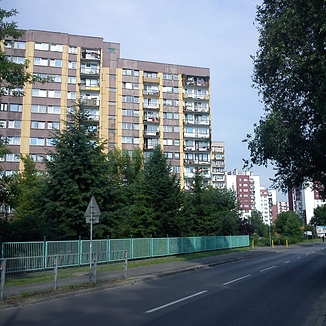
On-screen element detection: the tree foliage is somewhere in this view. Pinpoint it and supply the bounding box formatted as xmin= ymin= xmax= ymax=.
xmin=310 ymin=204 xmax=326 ymax=226
xmin=275 ymin=211 xmax=302 ymax=240
xmin=245 ymin=0 xmax=326 ymax=196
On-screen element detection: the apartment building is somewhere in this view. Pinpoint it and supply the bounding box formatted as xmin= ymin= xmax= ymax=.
xmin=3 ymin=30 xmax=211 ymax=188
xmin=226 ymin=169 xmax=277 ymax=223
xmin=211 ymin=141 xmax=225 ymax=189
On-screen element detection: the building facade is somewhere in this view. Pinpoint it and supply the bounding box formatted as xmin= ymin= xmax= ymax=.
xmin=226 ymin=169 xmax=277 ymax=223
xmin=3 ymin=30 xmax=211 ymax=188
xmin=211 ymin=141 xmax=225 ymax=189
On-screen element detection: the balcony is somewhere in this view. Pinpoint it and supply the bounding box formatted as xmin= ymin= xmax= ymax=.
xmin=143 ymin=90 xmax=159 ymax=97
xmin=81 ymin=49 xmax=100 ymax=61
xmin=143 ymin=76 xmax=160 ymax=84
xmin=144 ymin=131 xmax=160 ymax=137
xmin=143 ymin=116 xmax=160 ymax=123
xmin=80 ymin=69 xmax=100 ymax=76
xmin=80 ymin=98 xmax=100 ymax=106
xmin=143 ymin=103 xmax=160 ymax=110
xmin=184 ymin=132 xmax=210 ymax=139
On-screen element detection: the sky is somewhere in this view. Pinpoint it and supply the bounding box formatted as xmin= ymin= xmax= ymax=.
xmin=3 ymin=0 xmax=287 ymax=200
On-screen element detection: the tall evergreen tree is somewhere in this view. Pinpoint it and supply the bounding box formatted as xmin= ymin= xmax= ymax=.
xmin=140 ymin=145 xmax=182 ymax=237
xmin=41 ymin=106 xmax=114 ymax=239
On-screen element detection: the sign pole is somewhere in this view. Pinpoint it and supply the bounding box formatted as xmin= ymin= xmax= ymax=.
xmin=89 ymin=197 xmax=93 ymax=281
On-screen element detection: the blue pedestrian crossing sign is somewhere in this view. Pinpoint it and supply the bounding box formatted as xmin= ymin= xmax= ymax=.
xmin=85 ymin=196 xmax=101 ymax=223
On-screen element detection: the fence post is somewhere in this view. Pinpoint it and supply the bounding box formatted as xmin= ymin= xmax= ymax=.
xmin=124 ymin=250 xmax=128 ymax=279
xmin=53 ymin=255 xmax=58 ymax=291
xmin=150 ymin=235 xmax=153 ymax=258
xmin=43 ymin=236 xmax=47 ymax=270
xmin=107 ymin=236 xmax=110 ymax=263
xmin=0 ymin=258 xmax=6 ymax=300
xmin=93 ymin=253 xmax=97 ymax=284
xmin=130 ymin=236 xmax=133 ymax=260
xmin=167 ymin=234 xmax=170 ymax=256
xmin=78 ymin=236 xmax=82 ymax=266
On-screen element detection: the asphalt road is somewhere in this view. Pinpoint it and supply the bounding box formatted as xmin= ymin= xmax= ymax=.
xmin=1 ymin=245 xmax=326 ymax=326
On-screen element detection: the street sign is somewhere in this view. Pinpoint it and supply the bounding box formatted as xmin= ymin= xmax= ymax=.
xmin=85 ymin=196 xmax=101 ymax=223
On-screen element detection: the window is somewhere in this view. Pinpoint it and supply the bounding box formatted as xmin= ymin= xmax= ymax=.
xmin=122 ymin=68 xmax=132 ymax=76
xmin=12 ymin=56 xmax=25 ymax=64
xmin=30 ymin=137 xmax=45 ymax=146
xmin=109 ymin=88 xmax=116 ymax=92
xmin=134 ymin=110 xmax=139 ymax=117
xmin=6 ymin=154 xmax=20 ymax=162
xmin=108 ymin=47 xmax=116 ymax=53
xmin=48 ymin=90 xmax=61 ymax=98
xmin=134 ymin=83 xmax=139 ymax=90
xmin=134 ymin=70 xmax=139 ymax=77
xmin=35 ymin=42 xmax=49 ymax=50
xmin=163 ymin=125 xmax=173 ymax=132
xmin=163 ymin=73 xmax=172 ymax=80
xmin=165 ymin=152 xmax=173 ymax=159
xmin=32 ymin=89 xmax=47 ymax=97
xmin=49 ymin=59 xmax=62 ymax=67
xmin=9 ymin=104 xmax=22 ymax=112
xmin=122 ymin=82 xmax=132 ymax=89
xmin=31 ymin=121 xmax=45 ymax=129
xmin=163 ymin=112 xmax=173 ymax=119
xmin=46 ymin=138 xmax=55 ymax=146
xmin=173 ymin=87 xmax=179 ymax=94
xmin=175 ymin=152 xmax=180 ymax=159
xmin=163 ymin=86 xmax=172 ymax=93
xmin=34 ymin=57 xmax=48 ymax=66
xmin=173 ymin=74 xmax=179 ymax=81
xmin=163 ymin=139 xmax=173 ymax=145
xmin=67 ymin=76 xmax=76 ymax=84
xmin=8 ymin=120 xmax=21 ymax=129
xmin=0 ymin=103 xmax=8 ymax=111
xmin=122 ymin=109 xmax=132 ymax=116
xmin=163 ymin=99 xmax=173 ymax=106
xmin=109 ymin=74 xmax=116 ymax=79
xmin=7 ymin=136 xmax=21 ymax=145
xmin=47 ymin=106 xmax=60 ymax=114
xmin=48 ymin=121 xmax=60 ymax=129
xmin=69 ymin=46 xmax=77 ymax=54
xmin=14 ymin=41 xmax=26 ymax=49
xmin=174 ymin=166 xmax=180 ymax=173
xmin=144 ymin=71 xmax=157 ymax=78
xmin=108 ymin=101 xmax=116 ymax=106
xmin=50 ymin=75 xmax=62 ymax=83
xmin=134 ymin=123 xmax=139 ymax=130
xmin=134 ymin=96 xmax=139 ymax=103
xmin=174 ymin=126 xmax=180 ymax=132
xmin=108 ymin=115 xmax=116 ymax=120
xmin=122 ymin=95 xmax=133 ymax=103
xmin=122 ymin=122 xmax=132 ymax=130
xmin=32 ymin=105 xmax=46 ymax=113
xmin=68 ymin=61 xmax=77 ymax=69
xmin=50 ymin=44 xmax=63 ymax=52
xmin=173 ymin=99 xmax=179 ymax=106
xmin=174 ymin=139 xmax=180 ymax=146
xmin=67 ymin=91 xmax=76 ymax=99
xmin=122 ymin=136 xmax=132 ymax=143
xmin=134 ymin=137 xmax=140 ymax=144
xmin=174 ymin=113 xmax=179 ymax=120
xmin=0 ymin=120 xmax=6 ymax=128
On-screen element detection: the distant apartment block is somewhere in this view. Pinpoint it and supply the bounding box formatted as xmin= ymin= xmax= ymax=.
xmin=211 ymin=141 xmax=225 ymax=189
xmin=3 ymin=30 xmax=212 ymax=189
xmin=226 ymin=169 xmax=277 ymax=223
xmin=291 ymin=184 xmax=326 ymax=225
xmin=277 ymin=201 xmax=289 ymax=215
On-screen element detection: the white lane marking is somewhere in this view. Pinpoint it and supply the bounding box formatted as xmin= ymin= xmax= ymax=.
xmin=260 ymin=265 xmax=276 ymax=272
xmin=223 ymin=274 xmax=251 ymax=285
xmin=284 ymin=261 xmax=290 ymax=264
xmin=145 ymin=290 xmax=207 ymax=314
xmin=297 ymin=256 xmax=301 ymax=259
xmin=306 ymin=253 xmax=309 ymax=255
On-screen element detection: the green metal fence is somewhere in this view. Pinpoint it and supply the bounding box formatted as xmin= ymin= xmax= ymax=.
xmin=1 ymin=235 xmax=249 ymax=273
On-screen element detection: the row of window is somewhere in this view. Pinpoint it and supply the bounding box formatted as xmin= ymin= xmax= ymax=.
xmin=0 ymin=120 xmax=59 ymax=129
xmin=3 ymin=136 xmax=55 ymax=146
xmin=32 ymin=89 xmax=76 ymax=99
xmin=34 ymin=74 xmax=77 ymax=84
xmin=34 ymin=58 xmax=77 ymax=69
xmin=122 ymin=69 xmax=179 ymax=81
xmin=0 ymin=104 xmax=61 ymax=114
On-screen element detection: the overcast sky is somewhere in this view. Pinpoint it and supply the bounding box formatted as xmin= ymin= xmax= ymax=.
xmin=3 ymin=0 xmax=286 ymax=200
